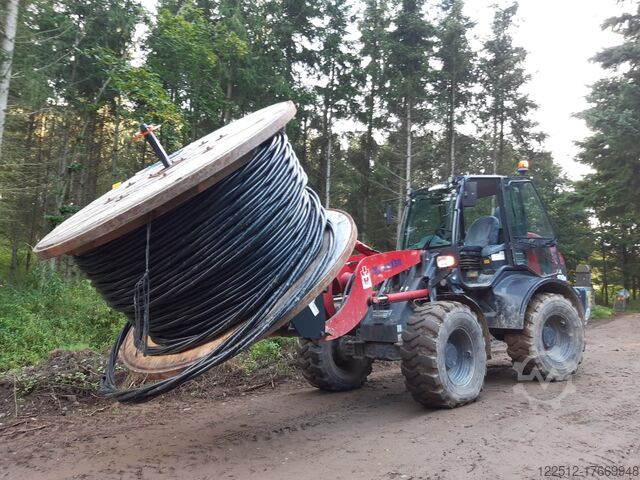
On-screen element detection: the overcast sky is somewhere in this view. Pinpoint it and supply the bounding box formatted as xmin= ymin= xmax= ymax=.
xmin=466 ymin=0 xmax=627 ymax=179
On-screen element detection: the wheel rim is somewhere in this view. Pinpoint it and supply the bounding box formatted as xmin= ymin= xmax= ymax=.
xmin=542 ymin=314 xmax=573 ymax=362
xmin=445 ymin=328 xmax=475 ymax=386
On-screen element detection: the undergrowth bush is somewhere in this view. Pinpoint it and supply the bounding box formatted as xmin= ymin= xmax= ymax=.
xmin=627 ymin=299 xmax=640 ymax=312
xmin=591 ymin=305 xmax=613 ymax=319
xmin=1 ymin=266 xmax=300 ymax=374
xmin=240 ymin=337 xmax=297 ymax=374
xmin=0 ymin=267 xmax=125 ymax=371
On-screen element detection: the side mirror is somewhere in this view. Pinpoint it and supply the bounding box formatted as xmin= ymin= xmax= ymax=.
xmin=462 ymin=181 xmax=478 ymax=207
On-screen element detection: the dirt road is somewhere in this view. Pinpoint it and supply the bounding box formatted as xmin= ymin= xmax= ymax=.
xmin=2 ymin=314 xmax=639 ymax=480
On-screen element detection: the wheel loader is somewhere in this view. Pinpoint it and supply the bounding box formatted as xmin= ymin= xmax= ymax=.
xmin=286 ymin=173 xmax=590 ymax=408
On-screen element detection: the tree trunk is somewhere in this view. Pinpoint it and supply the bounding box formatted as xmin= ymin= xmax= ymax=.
xmin=622 ymin=246 xmax=630 ymax=291
xmin=23 ymin=113 xmax=37 ymax=273
xmin=111 ymin=98 xmax=120 ymax=184
xmin=300 ymin=114 xmax=309 ymax=171
xmin=324 ymin=115 xmax=332 ymax=208
xmin=396 ymin=97 xmax=412 ymax=243
xmin=56 ymin=117 xmax=71 ymax=212
xmin=8 ymin=232 xmax=19 ymax=284
xmin=55 ymin=47 xmax=80 ymax=213
xmin=140 ymin=140 xmax=148 ymax=170
xmin=191 ymin=103 xmax=197 ymax=141
xmin=0 ymin=0 xmax=20 ymax=161
xmin=498 ymin=112 xmax=505 ymax=173
xmin=601 ymin=239 xmax=609 ymax=306
xmin=361 ymin=60 xmax=378 ymax=241
xmin=448 ymin=69 xmax=456 ymax=177
xmin=223 ymin=78 xmax=233 ymax=125
xmin=491 ymin=115 xmax=498 ymax=175
xmin=405 ymin=98 xmax=412 ymax=202
xmin=323 ymin=64 xmax=336 ymax=208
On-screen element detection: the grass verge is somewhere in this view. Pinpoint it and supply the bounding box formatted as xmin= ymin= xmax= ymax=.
xmin=0 ymin=268 xmax=125 ymax=371
xmin=591 ymin=305 xmax=614 ymax=320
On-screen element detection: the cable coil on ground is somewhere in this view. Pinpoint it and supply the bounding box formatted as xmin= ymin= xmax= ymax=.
xmin=75 ymin=132 xmax=336 ymax=403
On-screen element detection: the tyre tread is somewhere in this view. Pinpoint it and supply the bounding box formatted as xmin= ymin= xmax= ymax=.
xmin=504 ymin=293 xmax=583 ymax=380
xmin=296 ymin=339 xmax=372 ymax=391
xmin=400 ymin=301 xmax=485 ymax=408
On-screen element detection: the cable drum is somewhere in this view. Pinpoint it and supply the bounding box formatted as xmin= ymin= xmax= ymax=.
xmin=74 ymin=132 xmax=339 ymax=403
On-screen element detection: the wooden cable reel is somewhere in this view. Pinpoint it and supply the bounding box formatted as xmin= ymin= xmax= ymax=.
xmin=34 ymin=102 xmax=357 ymax=378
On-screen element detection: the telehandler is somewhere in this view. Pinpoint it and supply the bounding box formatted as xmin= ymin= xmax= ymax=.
xmin=290 ymin=173 xmax=589 ymax=408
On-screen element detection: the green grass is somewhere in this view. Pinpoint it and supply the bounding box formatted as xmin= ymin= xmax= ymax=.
xmin=0 ymin=265 xmax=298 ymax=374
xmin=0 ymin=268 xmax=125 ymax=371
xmin=591 ymin=305 xmax=614 ymax=320
xmin=240 ymin=337 xmax=297 ymax=374
xmin=0 ymin=240 xmax=12 ymax=282
xmin=626 ymin=299 xmax=640 ymax=312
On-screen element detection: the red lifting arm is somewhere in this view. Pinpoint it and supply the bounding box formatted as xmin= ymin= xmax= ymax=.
xmin=322 ymin=249 xmax=422 ymax=341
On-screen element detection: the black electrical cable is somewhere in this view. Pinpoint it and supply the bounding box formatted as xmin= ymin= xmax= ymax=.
xmin=75 ymin=132 xmax=336 ymax=403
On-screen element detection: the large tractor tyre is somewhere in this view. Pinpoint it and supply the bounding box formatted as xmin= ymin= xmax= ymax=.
xmin=400 ymin=301 xmax=487 ymax=408
xmin=505 ymin=293 xmax=584 ymax=381
xmin=296 ymin=338 xmax=373 ymax=391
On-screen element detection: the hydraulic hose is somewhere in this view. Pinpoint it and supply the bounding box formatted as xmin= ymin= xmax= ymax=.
xmin=75 ymin=132 xmax=336 ymax=403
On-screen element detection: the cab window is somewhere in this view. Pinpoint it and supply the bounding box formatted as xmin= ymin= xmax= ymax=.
xmin=460 ymin=178 xmax=502 ymax=245
xmin=504 ymin=181 xmax=554 ymax=239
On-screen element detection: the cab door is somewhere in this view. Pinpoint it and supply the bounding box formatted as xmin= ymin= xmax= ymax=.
xmin=502 ymin=179 xmax=565 ymax=277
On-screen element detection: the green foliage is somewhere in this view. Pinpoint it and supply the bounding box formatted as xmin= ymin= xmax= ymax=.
xmin=386 ymin=0 xmax=436 ymax=120
xmin=477 ymin=2 xmax=539 ymax=175
xmin=240 ymin=337 xmax=296 ymax=374
xmin=436 ymin=0 xmax=476 ymax=176
xmin=628 ymin=299 xmax=640 ymax=312
xmin=591 ymin=305 xmax=614 ymax=320
xmin=0 ymin=268 xmax=125 ymax=371
xmin=147 ymin=4 xmax=227 ymax=140
xmin=575 ymin=5 xmax=640 ymax=302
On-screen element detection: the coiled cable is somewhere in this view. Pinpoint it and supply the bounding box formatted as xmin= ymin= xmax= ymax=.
xmin=75 ymin=132 xmax=335 ymax=402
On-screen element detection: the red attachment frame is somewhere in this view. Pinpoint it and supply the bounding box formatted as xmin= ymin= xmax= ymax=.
xmin=322 ymin=249 xmax=422 ymax=341
xmin=369 ymin=288 xmax=429 ymax=305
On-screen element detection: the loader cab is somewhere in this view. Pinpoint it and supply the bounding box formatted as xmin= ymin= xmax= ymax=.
xmin=402 ymin=175 xmax=564 ymax=285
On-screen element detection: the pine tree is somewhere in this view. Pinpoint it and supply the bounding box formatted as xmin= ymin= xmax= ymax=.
xmin=356 ymin=0 xmax=391 ymax=241
xmin=577 ymin=5 xmax=640 ymax=297
xmin=436 ymin=0 xmax=475 ymax=177
xmin=316 ymin=0 xmax=360 ymax=207
xmin=478 ymin=2 xmax=536 ymax=175
xmin=386 ymin=0 xmax=436 ymax=239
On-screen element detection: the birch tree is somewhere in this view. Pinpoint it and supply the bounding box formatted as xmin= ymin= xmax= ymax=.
xmin=0 ymin=0 xmax=19 ymax=160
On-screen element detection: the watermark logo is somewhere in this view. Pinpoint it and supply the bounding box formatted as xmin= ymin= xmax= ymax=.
xmin=511 ymin=357 xmax=575 ymax=409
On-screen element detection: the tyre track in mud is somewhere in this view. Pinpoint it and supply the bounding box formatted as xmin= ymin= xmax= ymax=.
xmin=2 ymin=314 xmax=640 ymax=480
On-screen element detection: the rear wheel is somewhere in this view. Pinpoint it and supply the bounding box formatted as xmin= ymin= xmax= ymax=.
xmin=400 ymin=301 xmax=487 ymax=408
xmin=505 ymin=293 xmax=584 ymax=381
xmin=296 ymin=337 xmax=372 ymax=391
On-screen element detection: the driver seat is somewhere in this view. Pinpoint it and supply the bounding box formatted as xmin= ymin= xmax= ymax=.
xmin=464 ymin=216 xmax=500 ymax=248
xmin=460 ymin=216 xmax=504 ymax=275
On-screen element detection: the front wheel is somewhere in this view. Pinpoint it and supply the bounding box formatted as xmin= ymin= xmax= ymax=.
xmin=400 ymin=301 xmax=487 ymax=408
xmin=296 ymin=337 xmax=372 ymax=391
xmin=505 ymin=293 xmax=584 ymax=381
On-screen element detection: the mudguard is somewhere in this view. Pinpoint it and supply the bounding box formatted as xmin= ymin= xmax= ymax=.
xmin=490 ymin=271 xmax=585 ymax=329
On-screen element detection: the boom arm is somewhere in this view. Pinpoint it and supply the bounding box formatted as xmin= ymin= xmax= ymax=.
xmin=322 ymin=249 xmax=422 ymax=341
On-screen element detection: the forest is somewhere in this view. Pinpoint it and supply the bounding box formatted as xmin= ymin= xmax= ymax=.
xmin=0 ymin=0 xmax=639 ymax=367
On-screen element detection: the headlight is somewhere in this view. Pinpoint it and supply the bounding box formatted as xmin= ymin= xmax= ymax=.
xmin=436 ymin=255 xmax=456 ymax=269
